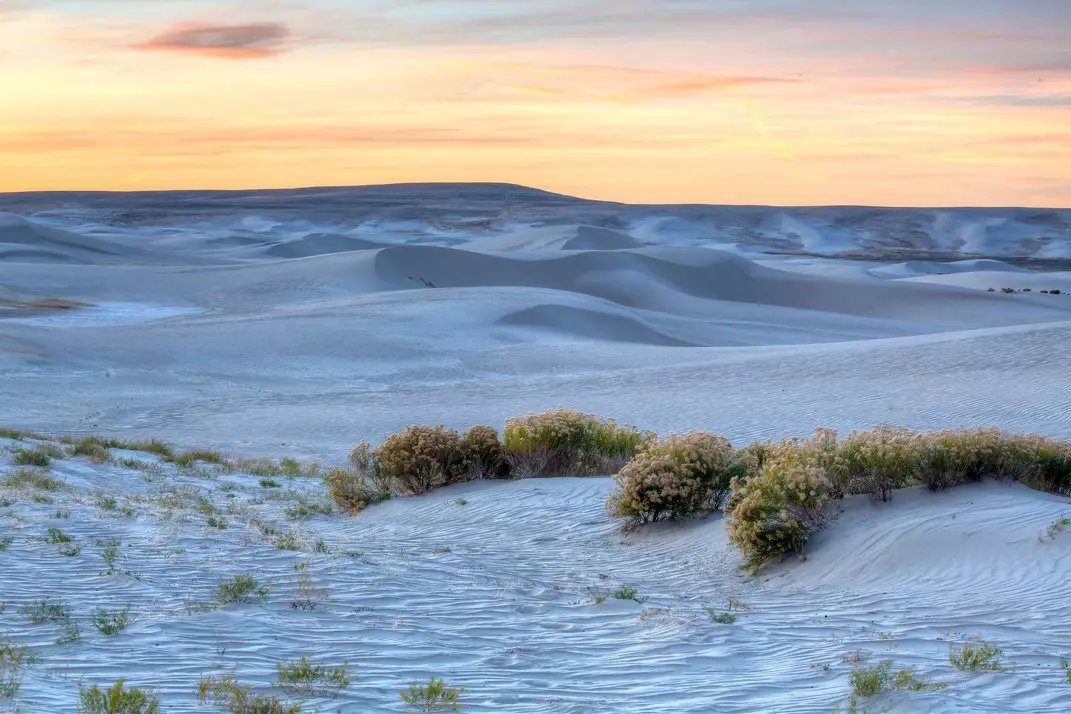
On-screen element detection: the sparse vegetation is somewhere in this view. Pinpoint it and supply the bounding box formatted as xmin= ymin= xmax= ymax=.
xmin=66 ymin=437 xmax=113 ymax=463
xmin=847 ymin=659 xmax=946 ymax=709
xmin=11 ymin=444 xmax=62 ymax=468
xmin=0 ymin=638 xmax=33 ymax=701
xmin=1046 ymin=517 xmax=1071 ymax=540
xmin=949 ymin=636 xmax=1006 ymax=672
xmin=198 ymin=674 xmax=302 ymax=713
xmin=275 ymin=656 xmax=350 ymax=696
xmin=707 ymin=597 xmax=752 ymax=624
xmin=4 ymin=467 xmax=63 ymax=491
xmin=611 ymin=584 xmax=647 ymax=603
xmin=0 ymin=537 xmax=12 ymax=551
xmin=78 ymin=678 xmax=160 ymax=714
xmin=377 ymin=425 xmax=471 ymax=495
xmin=43 ymin=527 xmax=73 ymax=544
xmin=213 ymin=574 xmax=270 ymax=605
xmin=503 ymin=409 xmax=653 ymax=478
xmin=289 ymin=562 xmax=328 ymax=611
xmin=91 ymin=607 xmax=132 ymax=635
xmin=400 ymin=677 xmax=465 ymax=711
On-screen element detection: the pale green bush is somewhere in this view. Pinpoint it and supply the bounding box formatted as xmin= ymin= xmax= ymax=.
xmin=606 ymin=432 xmax=735 ymax=524
xmin=725 ymin=463 xmax=831 ymax=572
xmin=836 ymin=425 xmax=922 ymax=501
xmin=400 ymin=677 xmax=464 ymax=711
xmin=503 ymin=409 xmax=653 ymax=477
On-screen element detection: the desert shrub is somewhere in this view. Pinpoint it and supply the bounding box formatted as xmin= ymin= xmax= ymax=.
xmin=913 ymin=428 xmax=1000 ymax=490
xmin=347 ymin=441 xmax=392 ymax=495
xmin=835 ymin=426 xmax=921 ymax=501
xmin=1061 ymin=657 xmax=1071 ymax=684
xmin=1046 ymin=517 xmax=1071 ymax=540
xmin=326 ymin=469 xmax=385 ymax=516
xmin=126 ymin=439 xmax=174 ymax=460
xmin=67 ymin=437 xmax=112 ymax=463
xmin=12 ymin=445 xmax=61 ymax=468
xmin=400 ymin=677 xmax=464 ymax=711
xmin=213 ymin=574 xmax=270 ymax=605
xmin=275 ymin=656 xmax=350 ymax=696
xmin=1051 ymin=289 xmax=1062 ymax=295
xmin=78 ymin=678 xmax=159 ymax=714
xmin=1001 ymin=287 xmax=1015 ymax=294
xmin=1005 ymin=434 xmax=1071 ymax=495
xmin=377 ymin=426 xmax=468 ymax=495
xmin=458 ymin=425 xmax=511 ymax=479
xmin=606 ymin=432 xmax=735 ymax=524
xmin=726 ymin=463 xmax=831 ymax=573
xmin=92 ymin=607 xmax=132 ymax=635
xmin=198 ymin=675 xmax=302 ymax=713
xmin=503 ymin=409 xmax=653 ymax=477
xmin=949 ymin=637 xmax=1005 ymax=672
xmin=170 ymin=449 xmax=227 ymax=469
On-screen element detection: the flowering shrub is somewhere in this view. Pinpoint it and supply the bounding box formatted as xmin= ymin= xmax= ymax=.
xmin=377 ymin=425 xmax=468 ymax=495
xmin=836 ymin=426 xmax=922 ymax=501
xmin=459 ymin=425 xmax=511 ymax=480
xmin=725 ymin=463 xmax=832 ymax=573
xmin=607 ymin=432 xmax=735 ymax=524
xmin=503 ymin=409 xmax=654 ymax=477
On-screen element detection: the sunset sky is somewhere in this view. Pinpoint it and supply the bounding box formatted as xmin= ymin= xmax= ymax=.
xmin=1 ymin=0 xmax=1069 ymax=206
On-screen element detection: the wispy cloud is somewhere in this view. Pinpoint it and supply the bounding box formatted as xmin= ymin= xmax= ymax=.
xmin=132 ymin=22 xmax=290 ymax=58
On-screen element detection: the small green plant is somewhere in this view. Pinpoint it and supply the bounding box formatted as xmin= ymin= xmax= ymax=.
xmin=707 ymin=596 xmax=751 ymax=624
xmin=612 ymin=585 xmax=647 ymax=604
xmin=44 ymin=527 xmax=73 ymax=544
xmin=95 ymin=493 xmax=119 ymax=511
xmin=290 ymin=562 xmax=328 ymax=611
xmin=57 ymin=620 xmax=82 ymax=645
xmin=52 ymin=510 xmax=70 ymax=519
xmin=432 ymin=545 xmax=452 ymax=554
xmin=455 ymin=498 xmax=467 ymax=506
xmin=1046 ymin=517 xmax=1071 ymax=540
xmin=20 ymin=597 xmax=72 ymax=625
xmin=99 ymin=539 xmax=122 ymax=575
xmin=206 ymin=515 xmax=228 ymax=530
xmin=314 ymin=538 xmax=328 ymax=554
xmin=274 ymin=530 xmax=304 ymax=551
xmin=0 ymin=638 xmax=33 ymax=701
xmin=170 ymin=449 xmax=227 ymax=469
xmin=275 ymin=656 xmax=351 ymax=696
xmin=198 ymin=674 xmax=302 ymax=713
xmin=949 ymin=636 xmax=1006 ymax=672
xmin=32 ymin=494 xmax=54 ymax=504
xmin=78 ymin=678 xmax=160 ymax=713
xmin=1060 ymin=657 xmax=1071 ymax=685
xmin=260 ymin=478 xmax=281 ymax=488
xmin=876 ymin=631 xmax=893 ymax=640
xmin=400 ymin=677 xmax=465 ymax=711
xmin=91 ymin=607 xmax=132 ymax=635
xmin=213 ymin=574 xmax=270 ymax=605
xmin=848 ymin=659 xmax=945 ymax=706
xmin=285 ymin=500 xmax=333 ymax=520
xmin=0 ymin=537 xmax=12 ymax=551
xmin=0 ymin=496 xmax=13 ymax=507
xmin=58 ymin=543 xmax=82 ymax=557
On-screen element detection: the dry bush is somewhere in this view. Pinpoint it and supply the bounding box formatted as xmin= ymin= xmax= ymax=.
xmin=725 ymin=463 xmax=831 ymax=573
xmin=459 ymin=425 xmax=511 ymax=480
xmin=835 ymin=426 xmax=922 ymax=501
xmin=377 ymin=426 xmax=468 ymax=495
xmin=503 ymin=409 xmax=653 ymax=477
xmin=325 ymin=467 xmax=383 ymax=516
xmin=606 ymin=432 xmax=735 ymax=524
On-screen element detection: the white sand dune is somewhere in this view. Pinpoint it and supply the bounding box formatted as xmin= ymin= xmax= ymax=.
xmin=1 ymin=184 xmax=1070 ymax=710
xmin=1 ymin=439 xmax=1069 ymax=713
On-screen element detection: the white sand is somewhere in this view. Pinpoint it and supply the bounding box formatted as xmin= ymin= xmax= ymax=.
xmin=1 ymin=184 xmax=1070 ymax=711
xmin=1 ymin=441 xmax=1069 ymax=713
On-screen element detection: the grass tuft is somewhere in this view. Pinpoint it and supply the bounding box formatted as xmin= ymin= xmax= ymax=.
xmin=400 ymin=677 xmax=465 ymax=711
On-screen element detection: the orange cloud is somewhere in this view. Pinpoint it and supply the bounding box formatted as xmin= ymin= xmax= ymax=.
xmin=132 ymin=23 xmax=289 ymax=59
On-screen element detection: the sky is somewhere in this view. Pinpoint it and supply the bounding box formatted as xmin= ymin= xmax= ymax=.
xmin=0 ymin=0 xmax=1069 ymax=206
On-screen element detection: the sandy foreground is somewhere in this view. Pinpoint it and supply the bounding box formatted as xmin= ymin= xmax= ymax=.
xmin=1 ymin=184 xmax=1071 ymax=711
